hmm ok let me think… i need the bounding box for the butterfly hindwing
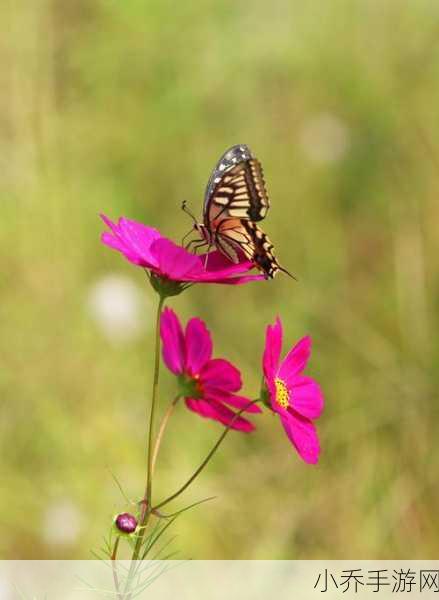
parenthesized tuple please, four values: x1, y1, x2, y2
(243, 222, 282, 279)
(216, 219, 283, 279)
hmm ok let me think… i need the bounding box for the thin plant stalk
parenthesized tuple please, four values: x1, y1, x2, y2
(111, 537, 122, 600)
(151, 395, 180, 476)
(131, 294, 165, 561)
(153, 398, 260, 511)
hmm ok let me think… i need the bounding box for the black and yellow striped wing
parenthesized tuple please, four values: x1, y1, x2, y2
(197, 144, 293, 279)
(203, 145, 270, 226)
(215, 219, 289, 280)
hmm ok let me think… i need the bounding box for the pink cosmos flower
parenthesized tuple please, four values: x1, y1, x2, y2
(160, 308, 261, 432)
(100, 215, 263, 287)
(263, 318, 324, 464)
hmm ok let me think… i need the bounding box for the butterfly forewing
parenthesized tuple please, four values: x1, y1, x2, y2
(204, 144, 252, 207)
(204, 145, 270, 225)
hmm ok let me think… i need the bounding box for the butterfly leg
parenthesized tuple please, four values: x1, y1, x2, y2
(193, 242, 209, 255)
(185, 237, 204, 250)
(203, 242, 213, 270)
(181, 227, 196, 247)
(186, 239, 208, 254)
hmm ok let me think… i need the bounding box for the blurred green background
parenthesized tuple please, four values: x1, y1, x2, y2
(1, 0, 439, 559)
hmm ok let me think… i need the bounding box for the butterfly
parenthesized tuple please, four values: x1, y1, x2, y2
(183, 144, 292, 279)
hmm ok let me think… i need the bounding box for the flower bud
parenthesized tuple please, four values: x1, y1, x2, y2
(115, 512, 138, 534)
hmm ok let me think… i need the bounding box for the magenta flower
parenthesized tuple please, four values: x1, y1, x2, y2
(160, 308, 261, 432)
(262, 318, 324, 464)
(100, 215, 263, 290)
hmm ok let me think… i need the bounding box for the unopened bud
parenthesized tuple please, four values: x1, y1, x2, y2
(115, 512, 138, 534)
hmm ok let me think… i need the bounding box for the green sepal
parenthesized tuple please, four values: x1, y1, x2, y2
(149, 272, 189, 298)
(259, 382, 272, 409)
(177, 374, 203, 399)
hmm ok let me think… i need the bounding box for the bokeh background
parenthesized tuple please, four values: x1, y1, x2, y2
(1, 0, 439, 559)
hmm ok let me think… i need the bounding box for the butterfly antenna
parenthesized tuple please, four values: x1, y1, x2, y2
(181, 200, 197, 225)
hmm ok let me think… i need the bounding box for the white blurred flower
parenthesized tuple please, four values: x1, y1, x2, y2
(42, 500, 83, 547)
(299, 112, 351, 165)
(87, 274, 151, 343)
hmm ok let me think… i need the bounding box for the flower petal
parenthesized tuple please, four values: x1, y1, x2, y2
(202, 273, 265, 285)
(151, 238, 203, 280)
(185, 398, 255, 432)
(101, 214, 265, 285)
(100, 215, 161, 268)
(101, 232, 141, 264)
(119, 217, 162, 249)
(160, 308, 185, 375)
(197, 250, 260, 278)
(279, 411, 320, 464)
(201, 358, 242, 394)
(101, 222, 146, 265)
(204, 390, 262, 413)
(263, 318, 282, 381)
(290, 376, 324, 420)
(185, 318, 212, 375)
(189, 250, 265, 284)
(100, 214, 124, 241)
(117, 218, 161, 267)
(278, 335, 311, 383)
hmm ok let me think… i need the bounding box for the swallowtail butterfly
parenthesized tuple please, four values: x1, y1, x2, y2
(184, 144, 292, 279)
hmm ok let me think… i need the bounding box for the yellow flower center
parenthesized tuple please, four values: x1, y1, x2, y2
(275, 377, 290, 409)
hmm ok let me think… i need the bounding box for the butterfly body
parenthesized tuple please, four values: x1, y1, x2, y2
(192, 144, 291, 279)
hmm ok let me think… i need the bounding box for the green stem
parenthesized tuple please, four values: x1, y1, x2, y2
(111, 537, 122, 600)
(131, 294, 165, 561)
(153, 398, 260, 511)
(151, 395, 180, 476)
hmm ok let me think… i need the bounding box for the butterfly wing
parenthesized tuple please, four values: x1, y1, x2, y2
(204, 144, 270, 227)
(199, 145, 291, 279)
(215, 219, 287, 279)
(204, 145, 252, 207)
